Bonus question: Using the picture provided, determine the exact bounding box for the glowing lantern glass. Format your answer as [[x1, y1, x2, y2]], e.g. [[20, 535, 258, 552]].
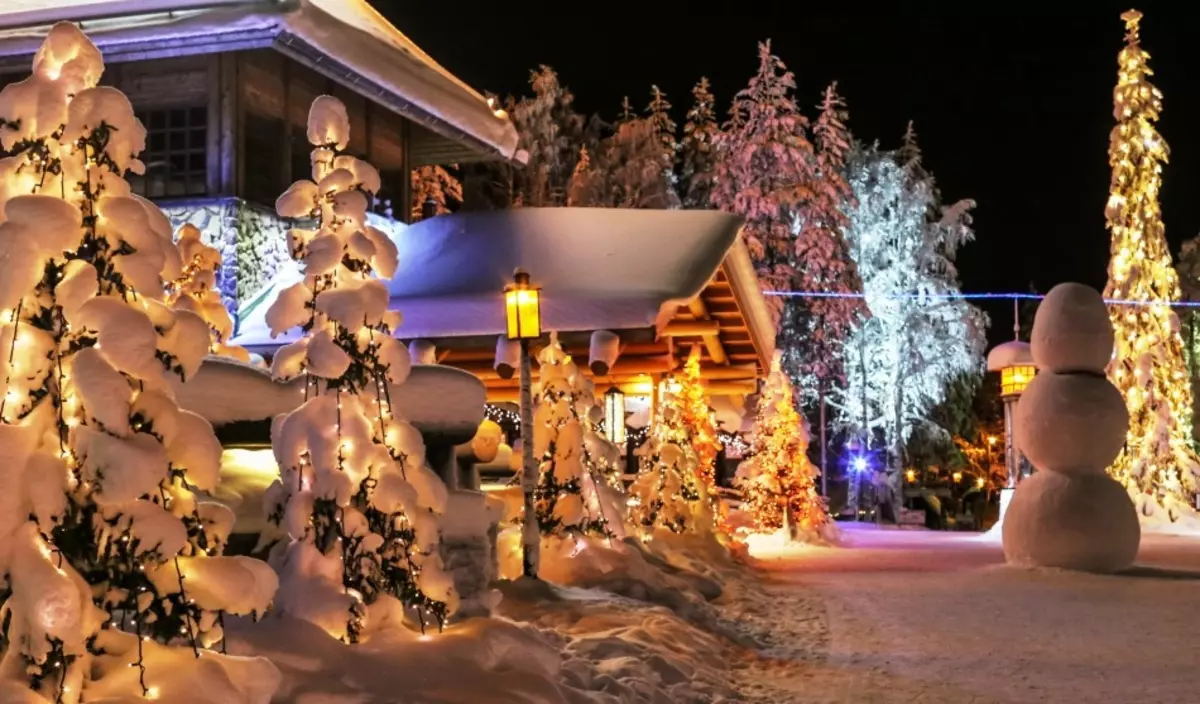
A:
[[604, 387, 626, 444], [504, 270, 541, 341], [1000, 364, 1036, 397]]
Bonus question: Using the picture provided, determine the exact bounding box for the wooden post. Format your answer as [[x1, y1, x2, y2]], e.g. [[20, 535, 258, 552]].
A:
[[519, 339, 538, 578]]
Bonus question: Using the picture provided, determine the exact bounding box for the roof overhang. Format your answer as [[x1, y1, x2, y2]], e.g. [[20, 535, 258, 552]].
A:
[[0, 0, 522, 164]]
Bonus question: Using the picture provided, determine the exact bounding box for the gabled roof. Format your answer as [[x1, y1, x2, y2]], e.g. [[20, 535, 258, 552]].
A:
[[0, 0, 521, 163]]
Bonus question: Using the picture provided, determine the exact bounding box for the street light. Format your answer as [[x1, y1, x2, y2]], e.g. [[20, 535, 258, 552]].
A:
[[603, 386, 626, 444], [987, 336, 1037, 523], [504, 269, 541, 578]]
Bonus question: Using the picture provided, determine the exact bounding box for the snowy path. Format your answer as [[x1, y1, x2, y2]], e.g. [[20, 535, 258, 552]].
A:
[[744, 524, 1200, 703]]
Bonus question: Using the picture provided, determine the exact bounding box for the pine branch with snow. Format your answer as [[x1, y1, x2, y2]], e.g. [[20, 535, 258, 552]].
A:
[[628, 379, 711, 538], [167, 223, 250, 363], [263, 95, 456, 644], [645, 85, 678, 182], [0, 23, 278, 703]]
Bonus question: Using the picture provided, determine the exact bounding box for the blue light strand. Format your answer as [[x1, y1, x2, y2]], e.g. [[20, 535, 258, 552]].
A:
[[762, 290, 1200, 307]]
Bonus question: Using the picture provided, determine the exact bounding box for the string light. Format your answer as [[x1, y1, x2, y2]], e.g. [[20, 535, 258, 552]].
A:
[[764, 289, 1200, 307]]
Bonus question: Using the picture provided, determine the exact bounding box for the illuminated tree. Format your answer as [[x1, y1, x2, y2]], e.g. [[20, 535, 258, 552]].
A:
[[264, 95, 455, 643], [645, 85, 677, 179], [628, 380, 709, 536], [0, 23, 278, 702], [168, 223, 250, 362], [530, 335, 617, 540], [677, 348, 724, 530], [739, 354, 831, 539], [1103, 9, 1200, 519]]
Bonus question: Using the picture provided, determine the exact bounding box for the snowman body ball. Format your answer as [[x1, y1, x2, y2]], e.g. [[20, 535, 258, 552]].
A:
[[1002, 283, 1140, 573]]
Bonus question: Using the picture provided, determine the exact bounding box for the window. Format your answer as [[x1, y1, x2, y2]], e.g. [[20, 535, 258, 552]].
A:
[[130, 106, 207, 198]]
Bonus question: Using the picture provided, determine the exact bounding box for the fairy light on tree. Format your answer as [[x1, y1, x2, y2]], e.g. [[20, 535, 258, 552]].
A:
[[738, 353, 832, 539], [627, 376, 708, 537], [1103, 9, 1200, 519], [263, 95, 456, 643], [0, 23, 277, 703], [677, 347, 727, 531]]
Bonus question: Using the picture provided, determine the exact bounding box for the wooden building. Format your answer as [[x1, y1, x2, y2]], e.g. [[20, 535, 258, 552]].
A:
[[0, 0, 521, 314], [233, 208, 776, 415]]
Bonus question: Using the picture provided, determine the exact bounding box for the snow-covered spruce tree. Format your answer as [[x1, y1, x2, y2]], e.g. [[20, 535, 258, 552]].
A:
[[628, 380, 709, 537], [679, 77, 720, 210], [645, 85, 678, 187], [567, 117, 678, 209], [616, 95, 635, 127], [782, 82, 866, 399], [510, 66, 586, 207], [712, 40, 815, 323], [1103, 10, 1200, 519], [0, 23, 279, 703], [530, 335, 619, 541], [409, 164, 461, 220], [168, 223, 250, 362], [836, 143, 987, 508], [739, 353, 832, 539], [264, 95, 456, 643]]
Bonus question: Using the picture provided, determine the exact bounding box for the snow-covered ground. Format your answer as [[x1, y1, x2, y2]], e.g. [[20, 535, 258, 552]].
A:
[[747, 523, 1200, 703], [212, 522, 1200, 702]]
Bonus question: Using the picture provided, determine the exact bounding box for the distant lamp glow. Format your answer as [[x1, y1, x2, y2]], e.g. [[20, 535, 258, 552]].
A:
[[975, 476, 985, 489], [503, 269, 541, 341], [852, 456, 868, 473], [905, 469, 916, 483], [603, 386, 626, 444], [988, 435, 998, 446], [952, 471, 963, 484]]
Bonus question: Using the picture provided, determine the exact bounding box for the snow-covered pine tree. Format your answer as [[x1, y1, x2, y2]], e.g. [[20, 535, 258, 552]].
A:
[[168, 223, 250, 362], [679, 77, 720, 209], [567, 117, 679, 209], [409, 164, 462, 221], [739, 353, 832, 540], [264, 95, 456, 643], [0, 23, 279, 703], [530, 335, 618, 541], [1103, 10, 1200, 519], [616, 95, 635, 127], [712, 41, 815, 323], [510, 66, 585, 207], [645, 85, 678, 184], [836, 143, 988, 509], [628, 378, 709, 537], [782, 82, 866, 399]]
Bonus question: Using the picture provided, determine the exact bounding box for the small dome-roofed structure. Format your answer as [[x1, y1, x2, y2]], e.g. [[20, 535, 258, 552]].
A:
[[987, 340, 1035, 372]]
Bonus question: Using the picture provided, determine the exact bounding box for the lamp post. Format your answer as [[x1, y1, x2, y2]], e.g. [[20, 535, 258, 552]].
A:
[[603, 386, 626, 444], [504, 269, 541, 578], [986, 340, 1036, 521]]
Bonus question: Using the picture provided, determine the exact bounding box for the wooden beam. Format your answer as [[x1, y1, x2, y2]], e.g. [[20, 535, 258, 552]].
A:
[[687, 298, 729, 365], [485, 378, 757, 402], [451, 354, 674, 380], [660, 320, 721, 337]]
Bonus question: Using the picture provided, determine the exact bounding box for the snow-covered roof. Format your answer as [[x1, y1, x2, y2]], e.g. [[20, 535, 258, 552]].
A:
[[0, 0, 521, 162], [172, 356, 486, 441], [986, 340, 1035, 371], [233, 207, 747, 346]]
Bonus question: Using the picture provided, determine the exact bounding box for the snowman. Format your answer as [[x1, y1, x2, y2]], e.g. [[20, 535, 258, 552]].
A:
[[1002, 283, 1140, 573]]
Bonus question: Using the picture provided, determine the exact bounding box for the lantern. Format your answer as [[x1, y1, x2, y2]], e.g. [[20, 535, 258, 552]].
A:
[[999, 364, 1036, 397], [503, 269, 541, 341], [603, 387, 626, 444]]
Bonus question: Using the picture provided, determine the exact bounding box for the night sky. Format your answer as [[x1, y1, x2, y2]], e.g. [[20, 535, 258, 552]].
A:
[[379, 1, 1200, 345]]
